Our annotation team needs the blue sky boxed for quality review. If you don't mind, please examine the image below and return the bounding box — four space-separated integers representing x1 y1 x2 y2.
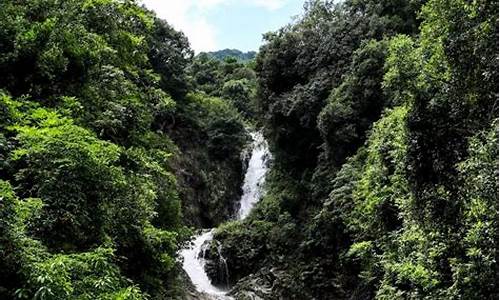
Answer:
140 0 305 53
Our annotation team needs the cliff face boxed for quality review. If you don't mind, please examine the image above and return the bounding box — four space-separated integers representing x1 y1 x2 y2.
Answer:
172 144 248 228
165 93 250 228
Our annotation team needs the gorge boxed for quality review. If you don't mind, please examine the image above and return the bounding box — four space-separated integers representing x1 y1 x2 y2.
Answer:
180 132 270 299
0 0 497 299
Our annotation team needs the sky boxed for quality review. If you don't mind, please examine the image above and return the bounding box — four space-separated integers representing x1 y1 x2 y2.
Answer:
140 0 305 53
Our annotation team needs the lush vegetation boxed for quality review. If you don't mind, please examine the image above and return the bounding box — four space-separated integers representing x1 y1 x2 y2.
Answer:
188 53 258 120
0 0 248 298
0 0 497 299
201 49 257 63
213 0 499 299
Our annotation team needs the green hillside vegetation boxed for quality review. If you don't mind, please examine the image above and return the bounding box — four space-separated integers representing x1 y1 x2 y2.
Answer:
0 0 497 299
188 54 258 120
212 0 499 299
0 0 248 298
201 49 257 62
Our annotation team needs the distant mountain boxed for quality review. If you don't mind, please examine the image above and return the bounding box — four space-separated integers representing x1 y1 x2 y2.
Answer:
201 49 257 62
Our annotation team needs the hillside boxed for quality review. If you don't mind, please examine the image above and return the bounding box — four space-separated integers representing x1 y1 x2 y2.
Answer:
0 0 497 299
201 49 257 62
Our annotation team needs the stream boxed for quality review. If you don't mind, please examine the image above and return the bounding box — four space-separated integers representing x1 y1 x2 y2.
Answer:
179 132 270 300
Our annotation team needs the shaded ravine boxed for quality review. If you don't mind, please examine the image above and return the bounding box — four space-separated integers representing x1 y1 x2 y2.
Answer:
180 132 270 300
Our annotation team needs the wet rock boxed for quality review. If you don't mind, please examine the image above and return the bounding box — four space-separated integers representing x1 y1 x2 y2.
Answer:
201 239 231 288
229 270 276 300
178 266 215 300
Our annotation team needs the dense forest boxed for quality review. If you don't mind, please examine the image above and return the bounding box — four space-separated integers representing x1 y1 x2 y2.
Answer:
200 49 257 63
0 0 497 300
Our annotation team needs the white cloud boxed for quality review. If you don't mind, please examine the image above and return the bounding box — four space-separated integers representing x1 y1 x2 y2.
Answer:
250 0 287 11
140 0 219 53
197 0 229 9
196 0 287 11
140 0 289 52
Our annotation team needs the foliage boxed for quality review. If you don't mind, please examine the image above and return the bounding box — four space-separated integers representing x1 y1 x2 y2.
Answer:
255 0 422 175
0 0 497 298
166 92 249 227
11 108 123 250
0 0 249 298
188 54 258 120
0 180 146 300
201 49 257 62
318 39 389 168
214 0 499 299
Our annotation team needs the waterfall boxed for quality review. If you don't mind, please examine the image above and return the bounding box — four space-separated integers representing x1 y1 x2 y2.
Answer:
237 132 269 220
179 132 270 299
216 241 230 288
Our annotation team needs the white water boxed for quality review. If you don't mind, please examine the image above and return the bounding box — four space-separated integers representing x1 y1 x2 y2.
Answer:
238 133 269 219
180 230 229 298
179 132 270 300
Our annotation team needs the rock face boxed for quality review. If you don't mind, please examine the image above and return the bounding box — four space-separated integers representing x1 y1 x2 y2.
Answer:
167 122 251 229
229 270 276 300
179 267 217 300
202 241 275 298
202 243 276 300
172 148 247 228
202 239 230 288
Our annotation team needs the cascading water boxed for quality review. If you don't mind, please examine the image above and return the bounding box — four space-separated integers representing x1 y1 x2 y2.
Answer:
180 230 228 298
237 133 269 219
179 132 270 300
